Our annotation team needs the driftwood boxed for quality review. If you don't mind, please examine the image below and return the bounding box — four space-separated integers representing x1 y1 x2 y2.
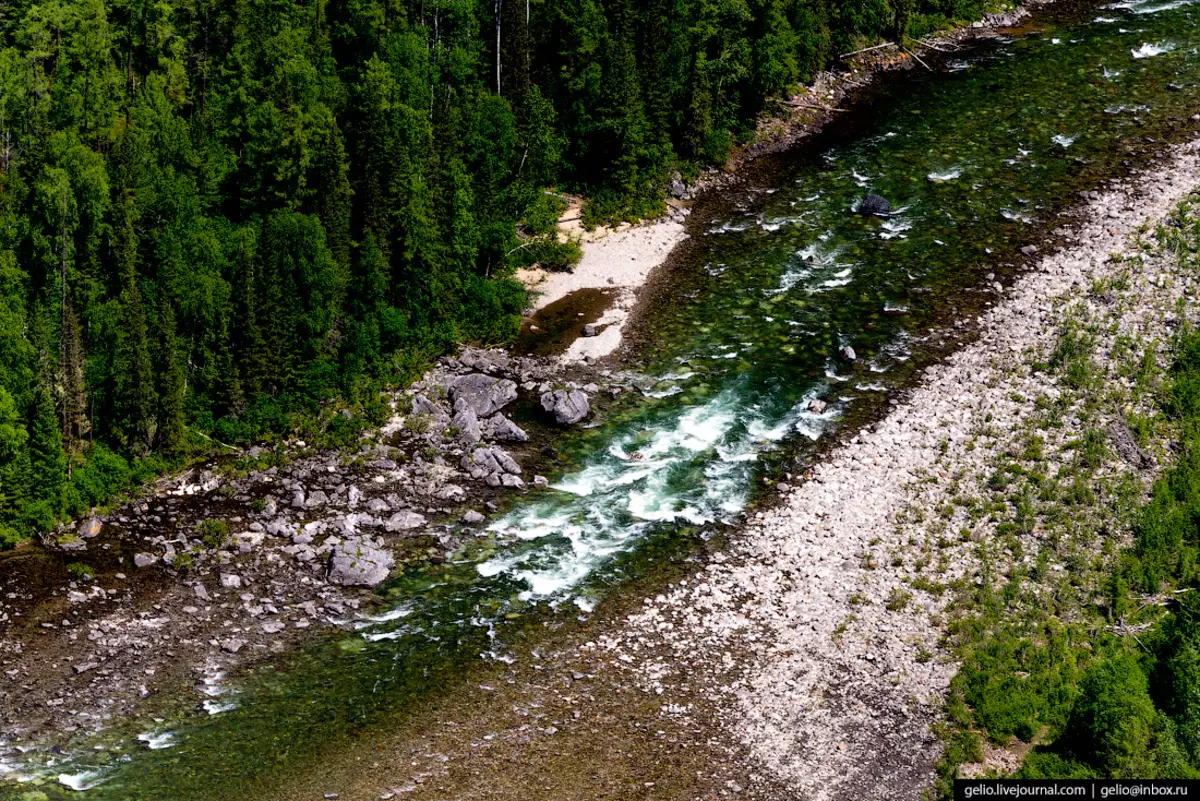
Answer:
917 38 957 53
837 42 895 59
897 46 931 71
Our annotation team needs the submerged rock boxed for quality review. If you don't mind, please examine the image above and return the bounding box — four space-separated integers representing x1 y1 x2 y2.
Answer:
858 194 890 217
540 389 590 425
327 536 395 587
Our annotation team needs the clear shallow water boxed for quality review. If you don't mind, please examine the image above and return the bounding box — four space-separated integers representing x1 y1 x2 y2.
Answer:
5 1 1200 797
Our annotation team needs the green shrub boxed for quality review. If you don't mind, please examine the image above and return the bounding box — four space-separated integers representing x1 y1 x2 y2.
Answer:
196 520 232 550
1064 654 1159 777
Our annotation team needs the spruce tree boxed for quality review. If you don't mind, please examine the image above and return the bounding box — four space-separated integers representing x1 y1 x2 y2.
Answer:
0 387 28 525
154 293 187 455
111 193 157 453
27 377 66 508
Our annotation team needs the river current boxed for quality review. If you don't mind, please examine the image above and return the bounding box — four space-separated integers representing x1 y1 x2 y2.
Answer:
4 1 1200 796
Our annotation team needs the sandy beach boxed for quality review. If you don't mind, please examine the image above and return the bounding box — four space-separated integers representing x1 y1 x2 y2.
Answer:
516 207 690 362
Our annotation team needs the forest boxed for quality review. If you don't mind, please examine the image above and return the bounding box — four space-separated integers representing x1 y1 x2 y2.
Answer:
0 0 987 543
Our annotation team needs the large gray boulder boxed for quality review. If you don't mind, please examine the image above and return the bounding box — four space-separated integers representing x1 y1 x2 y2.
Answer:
460 447 521 480
540 389 590 425
79 517 103 539
328 536 395 587
485 413 529 443
385 510 426 532
451 402 482 446
410 394 450 432
449 374 518 417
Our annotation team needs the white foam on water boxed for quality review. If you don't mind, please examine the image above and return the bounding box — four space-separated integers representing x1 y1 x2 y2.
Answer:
57 768 110 791
880 216 913 240
851 169 873 187
1110 0 1196 13
202 699 237 715
356 605 413 626
137 731 176 750
1052 134 1078 148
946 59 972 71
1001 208 1034 223
818 274 853 289
927 167 963 182
1132 41 1174 57
475 388 797 603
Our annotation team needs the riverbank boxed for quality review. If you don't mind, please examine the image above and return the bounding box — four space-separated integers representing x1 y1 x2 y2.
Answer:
0 347 639 777
513 1 1040 365
258 141 1200 801
5 0 1193 794
606 141 1200 797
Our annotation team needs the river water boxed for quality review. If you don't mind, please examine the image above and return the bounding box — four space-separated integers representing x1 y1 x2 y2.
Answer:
4 1 1200 797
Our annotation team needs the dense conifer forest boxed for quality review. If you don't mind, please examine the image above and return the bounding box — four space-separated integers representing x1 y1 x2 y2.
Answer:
0 0 987 541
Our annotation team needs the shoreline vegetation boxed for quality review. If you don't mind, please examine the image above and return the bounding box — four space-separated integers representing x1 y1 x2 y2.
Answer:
0 0 1027 546
940 181 1200 783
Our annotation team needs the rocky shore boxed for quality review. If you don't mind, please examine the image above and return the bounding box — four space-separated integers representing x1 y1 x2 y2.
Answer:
0 347 634 760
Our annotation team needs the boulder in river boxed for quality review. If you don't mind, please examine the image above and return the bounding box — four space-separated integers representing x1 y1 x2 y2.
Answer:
858 194 890 217
327 536 395 587
449 374 518 417
540 389 590 425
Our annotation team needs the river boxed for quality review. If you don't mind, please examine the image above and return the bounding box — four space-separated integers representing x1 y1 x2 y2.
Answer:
4 0 1199 796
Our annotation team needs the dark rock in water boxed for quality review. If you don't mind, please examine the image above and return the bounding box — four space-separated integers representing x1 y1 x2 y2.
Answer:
858 195 890 217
